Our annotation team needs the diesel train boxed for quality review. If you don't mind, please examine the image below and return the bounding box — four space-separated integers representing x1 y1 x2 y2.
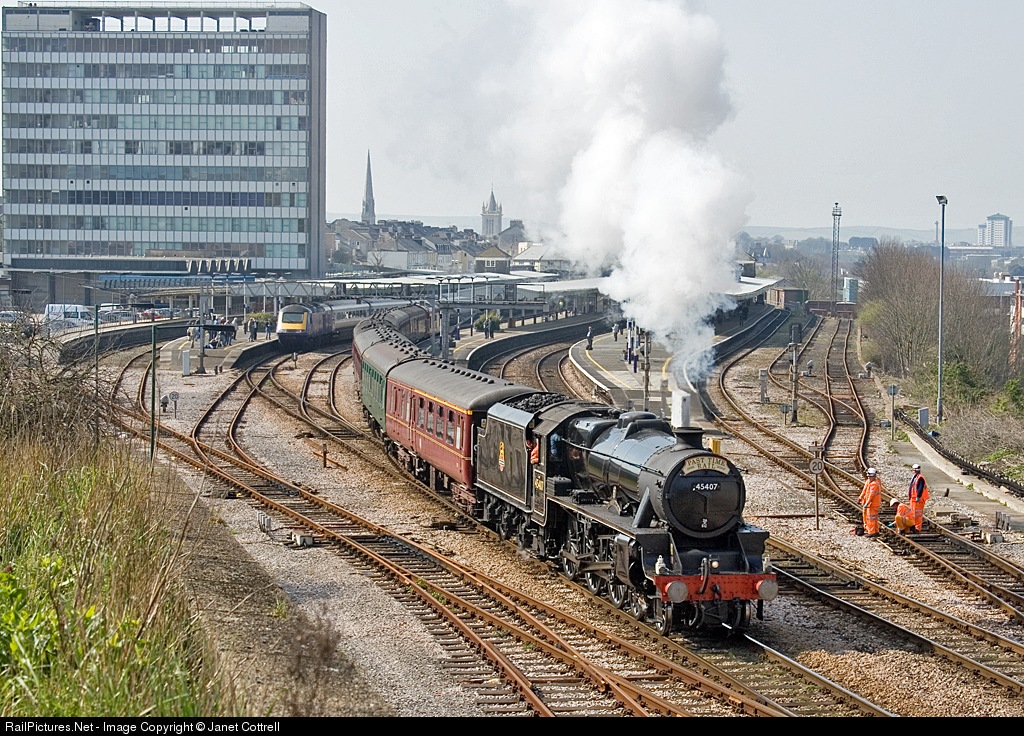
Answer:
353 306 778 634
276 298 430 350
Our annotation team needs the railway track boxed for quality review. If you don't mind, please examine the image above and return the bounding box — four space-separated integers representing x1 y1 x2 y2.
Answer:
105 325 1024 716
704 315 1024 626
112 350 808 716
493 330 1024 714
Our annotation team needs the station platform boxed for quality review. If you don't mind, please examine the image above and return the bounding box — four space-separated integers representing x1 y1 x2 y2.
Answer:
566 304 776 430
448 310 603 367
160 328 277 375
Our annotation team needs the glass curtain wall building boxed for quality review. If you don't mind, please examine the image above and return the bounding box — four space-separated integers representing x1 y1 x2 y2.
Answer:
1 1 327 280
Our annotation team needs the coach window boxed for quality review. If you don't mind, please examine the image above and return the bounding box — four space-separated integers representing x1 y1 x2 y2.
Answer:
417 398 425 428
455 417 464 449
436 405 445 439
446 410 455 445
427 402 435 434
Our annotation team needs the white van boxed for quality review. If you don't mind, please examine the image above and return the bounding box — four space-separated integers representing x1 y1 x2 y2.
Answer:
44 304 95 325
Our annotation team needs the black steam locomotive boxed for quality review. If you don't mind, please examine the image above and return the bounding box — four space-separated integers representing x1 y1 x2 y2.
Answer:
353 309 777 634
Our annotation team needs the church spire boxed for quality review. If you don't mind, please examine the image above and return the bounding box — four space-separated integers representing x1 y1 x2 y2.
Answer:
361 150 376 225
481 186 502 238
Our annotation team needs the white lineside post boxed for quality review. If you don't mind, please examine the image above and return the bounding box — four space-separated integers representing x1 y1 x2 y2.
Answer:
671 389 691 430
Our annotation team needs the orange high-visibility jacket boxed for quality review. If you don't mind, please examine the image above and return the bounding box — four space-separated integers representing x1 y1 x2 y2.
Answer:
909 472 930 502
859 477 882 508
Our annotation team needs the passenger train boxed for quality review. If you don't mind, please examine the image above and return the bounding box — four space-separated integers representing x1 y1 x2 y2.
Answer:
352 306 778 634
276 298 430 350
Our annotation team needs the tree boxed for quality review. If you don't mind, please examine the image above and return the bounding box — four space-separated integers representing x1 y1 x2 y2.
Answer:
762 249 831 300
857 239 936 378
857 238 1012 408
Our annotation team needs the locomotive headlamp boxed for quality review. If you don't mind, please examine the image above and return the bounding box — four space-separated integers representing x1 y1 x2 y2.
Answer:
711 559 720 569
757 578 779 601
665 580 689 603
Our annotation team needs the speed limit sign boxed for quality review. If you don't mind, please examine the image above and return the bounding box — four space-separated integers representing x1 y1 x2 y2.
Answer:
808 458 825 475
169 391 179 402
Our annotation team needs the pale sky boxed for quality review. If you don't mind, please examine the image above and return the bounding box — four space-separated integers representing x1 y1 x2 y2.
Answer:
1 0 1016 234
304 0 1020 235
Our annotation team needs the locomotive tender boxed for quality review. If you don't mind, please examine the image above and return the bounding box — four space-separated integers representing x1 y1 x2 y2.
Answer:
353 307 777 634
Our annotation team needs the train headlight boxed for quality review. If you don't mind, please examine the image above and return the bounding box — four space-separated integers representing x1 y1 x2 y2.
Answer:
757 578 779 601
665 580 689 603
710 559 720 569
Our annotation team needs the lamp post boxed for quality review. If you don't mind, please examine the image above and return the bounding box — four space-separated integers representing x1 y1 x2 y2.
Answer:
936 195 947 424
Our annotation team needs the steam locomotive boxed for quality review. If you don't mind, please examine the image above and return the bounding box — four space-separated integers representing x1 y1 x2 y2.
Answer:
353 307 777 634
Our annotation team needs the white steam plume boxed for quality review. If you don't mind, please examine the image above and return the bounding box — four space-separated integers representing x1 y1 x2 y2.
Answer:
390 0 753 381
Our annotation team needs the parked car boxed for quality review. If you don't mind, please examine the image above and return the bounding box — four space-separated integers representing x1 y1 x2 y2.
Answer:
100 310 135 324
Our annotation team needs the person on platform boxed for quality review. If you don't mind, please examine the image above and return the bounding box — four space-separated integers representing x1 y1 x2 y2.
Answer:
888 497 914 535
908 463 930 533
858 467 882 538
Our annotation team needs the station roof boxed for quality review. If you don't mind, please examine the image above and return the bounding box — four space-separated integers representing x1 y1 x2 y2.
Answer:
517 275 781 300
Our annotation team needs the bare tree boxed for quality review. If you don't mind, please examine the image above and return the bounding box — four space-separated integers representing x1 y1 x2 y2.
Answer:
856 239 935 377
857 239 1012 406
763 250 832 300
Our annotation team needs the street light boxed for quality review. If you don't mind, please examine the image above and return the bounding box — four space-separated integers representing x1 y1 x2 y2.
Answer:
936 195 947 424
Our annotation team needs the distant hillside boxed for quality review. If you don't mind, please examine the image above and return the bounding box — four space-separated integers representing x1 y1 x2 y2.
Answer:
739 225 977 245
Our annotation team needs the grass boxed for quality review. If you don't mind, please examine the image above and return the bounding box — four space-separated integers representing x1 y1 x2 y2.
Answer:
0 436 237 716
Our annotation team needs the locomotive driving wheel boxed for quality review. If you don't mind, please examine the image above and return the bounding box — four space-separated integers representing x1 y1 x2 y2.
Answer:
607 577 629 609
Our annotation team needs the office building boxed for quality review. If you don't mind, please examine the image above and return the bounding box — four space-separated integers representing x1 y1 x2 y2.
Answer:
1 0 328 302
978 213 1013 248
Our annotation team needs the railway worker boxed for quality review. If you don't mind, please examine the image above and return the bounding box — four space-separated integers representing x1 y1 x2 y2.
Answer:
858 467 882 538
908 463 930 532
525 438 540 465
889 497 914 535
549 431 562 461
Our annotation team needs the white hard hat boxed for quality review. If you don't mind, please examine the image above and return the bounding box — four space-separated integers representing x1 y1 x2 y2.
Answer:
890 497 899 507
867 467 877 476
912 463 921 470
